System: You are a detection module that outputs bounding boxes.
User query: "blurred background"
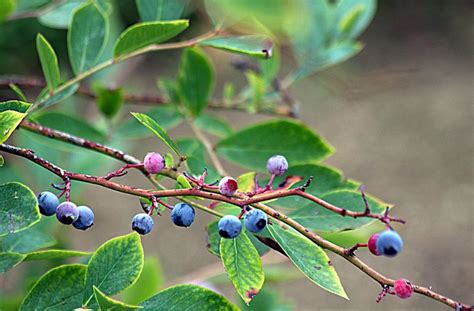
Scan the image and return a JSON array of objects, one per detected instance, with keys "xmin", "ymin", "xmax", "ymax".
[{"xmin": 0, "ymin": 1, "xmax": 473, "ymax": 310}]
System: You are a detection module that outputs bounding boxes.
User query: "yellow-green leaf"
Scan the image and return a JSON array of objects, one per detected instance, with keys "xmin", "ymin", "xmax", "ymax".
[{"xmin": 94, "ymin": 286, "xmax": 142, "ymax": 310}]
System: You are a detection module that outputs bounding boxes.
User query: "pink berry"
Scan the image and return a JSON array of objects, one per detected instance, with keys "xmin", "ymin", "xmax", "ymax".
[
  {"xmin": 219, "ymin": 177, "xmax": 238, "ymax": 196},
  {"xmin": 143, "ymin": 152, "xmax": 165, "ymax": 174},
  {"xmin": 394, "ymin": 278, "xmax": 413, "ymax": 299},
  {"xmin": 368, "ymin": 233, "xmax": 381, "ymax": 256}
]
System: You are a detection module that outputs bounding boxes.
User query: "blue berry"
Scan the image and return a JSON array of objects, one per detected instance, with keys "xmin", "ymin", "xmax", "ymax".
[
  {"xmin": 376, "ymin": 229, "xmax": 403, "ymax": 257},
  {"xmin": 132, "ymin": 213, "xmax": 154, "ymax": 235},
  {"xmin": 218, "ymin": 215, "xmax": 242, "ymax": 239},
  {"xmin": 37, "ymin": 191, "xmax": 59, "ymax": 216},
  {"xmin": 266, "ymin": 155, "xmax": 288, "ymax": 176},
  {"xmin": 56, "ymin": 202, "xmax": 79, "ymax": 225},
  {"xmin": 72, "ymin": 206, "xmax": 95, "ymax": 230},
  {"xmin": 171, "ymin": 203, "xmax": 195, "ymax": 227},
  {"xmin": 244, "ymin": 209, "xmax": 268, "ymax": 233}
]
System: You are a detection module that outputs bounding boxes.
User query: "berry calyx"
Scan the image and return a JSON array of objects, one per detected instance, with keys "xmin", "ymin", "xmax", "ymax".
[
  {"xmin": 218, "ymin": 215, "xmax": 242, "ymax": 239},
  {"xmin": 393, "ymin": 279, "xmax": 413, "ymax": 299},
  {"xmin": 376, "ymin": 229, "xmax": 403, "ymax": 257},
  {"xmin": 218, "ymin": 177, "xmax": 238, "ymax": 196},
  {"xmin": 266, "ymin": 155, "xmax": 288, "ymax": 176},
  {"xmin": 171, "ymin": 203, "xmax": 195, "ymax": 227},
  {"xmin": 132, "ymin": 213, "xmax": 154, "ymax": 235},
  {"xmin": 368, "ymin": 233, "xmax": 381, "ymax": 256},
  {"xmin": 244, "ymin": 209, "xmax": 268, "ymax": 233},
  {"xmin": 37, "ymin": 191, "xmax": 60, "ymax": 216},
  {"xmin": 56, "ymin": 202, "xmax": 79, "ymax": 225},
  {"xmin": 72, "ymin": 206, "xmax": 95, "ymax": 230},
  {"xmin": 143, "ymin": 152, "xmax": 165, "ymax": 174}
]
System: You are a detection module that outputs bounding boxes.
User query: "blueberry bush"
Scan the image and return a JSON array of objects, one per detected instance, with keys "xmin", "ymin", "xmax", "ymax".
[{"xmin": 0, "ymin": 0, "xmax": 471, "ymax": 310}]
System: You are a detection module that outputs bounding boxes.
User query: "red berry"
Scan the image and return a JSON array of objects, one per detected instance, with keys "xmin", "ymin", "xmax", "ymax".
[
  {"xmin": 368, "ymin": 233, "xmax": 381, "ymax": 256},
  {"xmin": 394, "ymin": 278, "xmax": 413, "ymax": 299},
  {"xmin": 218, "ymin": 177, "xmax": 238, "ymax": 196},
  {"xmin": 144, "ymin": 152, "xmax": 165, "ymax": 174}
]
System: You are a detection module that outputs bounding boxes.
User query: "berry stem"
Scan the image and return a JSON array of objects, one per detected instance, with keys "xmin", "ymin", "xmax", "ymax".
[
  {"xmin": 345, "ymin": 243, "xmax": 368, "ymax": 256},
  {"xmin": 103, "ymin": 163, "xmax": 144, "ymax": 180}
]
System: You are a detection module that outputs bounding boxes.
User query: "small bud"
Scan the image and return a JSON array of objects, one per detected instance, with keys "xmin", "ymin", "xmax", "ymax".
[
  {"xmin": 394, "ymin": 279, "xmax": 413, "ymax": 299},
  {"xmin": 144, "ymin": 152, "xmax": 165, "ymax": 174},
  {"xmin": 218, "ymin": 177, "xmax": 238, "ymax": 196}
]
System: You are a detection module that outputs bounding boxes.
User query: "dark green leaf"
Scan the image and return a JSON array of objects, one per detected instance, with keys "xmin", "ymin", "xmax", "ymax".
[
  {"xmin": 220, "ymin": 232, "xmax": 264, "ymax": 304},
  {"xmin": 177, "ymin": 48, "xmax": 215, "ymax": 117},
  {"xmin": 176, "ymin": 138, "xmax": 220, "ymax": 181},
  {"xmin": 35, "ymin": 83, "xmax": 79, "ymax": 110},
  {"xmin": 141, "ymin": 284, "xmax": 239, "ymax": 310},
  {"xmin": 36, "ymin": 34, "xmax": 61, "ymax": 91},
  {"xmin": 216, "ymin": 119, "xmax": 334, "ymax": 171},
  {"xmin": 68, "ymin": 2, "xmax": 109, "ymax": 74},
  {"xmin": 0, "ymin": 100, "xmax": 31, "ymax": 113},
  {"xmin": 0, "ymin": 0, "xmax": 16, "ymax": 22},
  {"xmin": 24, "ymin": 249, "xmax": 90, "ymax": 261},
  {"xmin": 131, "ymin": 112, "xmax": 182, "ymax": 157},
  {"xmin": 240, "ymin": 287, "xmax": 294, "ymax": 311},
  {"xmin": 8, "ymin": 84, "xmax": 27, "ymax": 101},
  {"xmin": 200, "ymin": 35, "xmax": 273, "ymax": 59},
  {"xmin": 194, "ymin": 114, "xmax": 233, "ymax": 138},
  {"xmin": 136, "ymin": 0, "xmax": 188, "ymax": 21},
  {"xmin": 0, "ymin": 182, "xmax": 40, "ymax": 236},
  {"xmin": 38, "ymin": 0, "xmax": 84, "ymax": 29},
  {"xmin": 20, "ymin": 264, "xmax": 86, "ymax": 310},
  {"xmin": 267, "ymin": 224, "xmax": 347, "ymax": 298},
  {"xmin": 83, "ymin": 233, "xmax": 144, "ymax": 306},
  {"xmin": 0, "ymin": 220, "xmax": 56, "ymax": 253},
  {"xmin": 114, "ymin": 20, "xmax": 189, "ymax": 57},
  {"xmin": 122, "ymin": 257, "xmax": 164, "ymax": 305},
  {"xmin": 94, "ymin": 286, "xmax": 142, "ymax": 310},
  {"xmin": 0, "ymin": 252, "xmax": 25, "ymax": 273},
  {"xmin": 93, "ymin": 84, "xmax": 124, "ymax": 118}
]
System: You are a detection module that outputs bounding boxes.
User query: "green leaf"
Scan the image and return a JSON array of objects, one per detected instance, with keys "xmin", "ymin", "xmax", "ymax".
[
  {"xmin": 289, "ymin": 190, "xmax": 387, "ymax": 232},
  {"xmin": 116, "ymin": 106, "xmax": 183, "ymax": 139},
  {"xmin": 0, "ymin": 108, "xmax": 28, "ymax": 144},
  {"xmin": 200, "ymin": 35, "xmax": 273, "ymax": 59},
  {"xmin": 0, "ymin": 0, "xmax": 16, "ymax": 22},
  {"xmin": 113, "ymin": 20, "xmax": 189, "ymax": 57},
  {"xmin": 68, "ymin": 2, "xmax": 109, "ymax": 74},
  {"xmin": 177, "ymin": 48, "xmax": 215, "ymax": 117},
  {"xmin": 237, "ymin": 172, "xmax": 256, "ymax": 193},
  {"xmin": 0, "ymin": 182, "xmax": 40, "ymax": 237},
  {"xmin": 220, "ymin": 232, "xmax": 264, "ymax": 304},
  {"xmin": 141, "ymin": 284, "xmax": 239, "ymax": 310},
  {"xmin": 36, "ymin": 83, "xmax": 79, "ymax": 110},
  {"xmin": 164, "ymin": 153, "xmax": 174, "ymax": 168},
  {"xmin": 131, "ymin": 112, "xmax": 182, "ymax": 157},
  {"xmin": 334, "ymin": 0, "xmax": 376, "ymax": 40},
  {"xmin": 83, "ymin": 233, "xmax": 144, "ymax": 306},
  {"xmin": 216, "ymin": 119, "xmax": 334, "ymax": 171},
  {"xmin": 0, "ymin": 100, "xmax": 31, "ymax": 113},
  {"xmin": 0, "ymin": 252, "xmax": 25, "ymax": 273},
  {"xmin": 122, "ymin": 257, "xmax": 164, "ymax": 305},
  {"xmin": 20, "ymin": 264, "xmax": 87, "ymax": 310},
  {"xmin": 24, "ymin": 249, "xmax": 90, "ymax": 261},
  {"xmin": 176, "ymin": 138, "xmax": 220, "ymax": 181},
  {"xmin": 0, "ymin": 219, "xmax": 56, "ymax": 253},
  {"xmin": 8, "ymin": 84, "xmax": 27, "ymax": 101},
  {"xmin": 93, "ymin": 84, "xmax": 124, "ymax": 118},
  {"xmin": 36, "ymin": 34, "xmax": 61, "ymax": 91},
  {"xmin": 260, "ymin": 44, "xmax": 280, "ymax": 81},
  {"xmin": 194, "ymin": 114, "xmax": 233, "ymax": 138},
  {"xmin": 136, "ymin": 0, "xmax": 188, "ymax": 21},
  {"xmin": 267, "ymin": 224, "xmax": 347, "ymax": 299},
  {"xmin": 240, "ymin": 287, "xmax": 294, "ymax": 311},
  {"xmin": 0, "ymin": 155, "xmax": 3, "ymax": 167},
  {"xmin": 94, "ymin": 286, "xmax": 142, "ymax": 310},
  {"xmin": 38, "ymin": 0, "xmax": 84, "ymax": 29}
]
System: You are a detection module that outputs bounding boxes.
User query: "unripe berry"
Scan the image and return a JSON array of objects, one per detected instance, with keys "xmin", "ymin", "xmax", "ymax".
[
  {"xmin": 394, "ymin": 279, "xmax": 413, "ymax": 299},
  {"xmin": 143, "ymin": 152, "xmax": 165, "ymax": 174},
  {"xmin": 368, "ymin": 233, "xmax": 381, "ymax": 256},
  {"xmin": 218, "ymin": 215, "xmax": 242, "ymax": 239},
  {"xmin": 171, "ymin": 203, "xmax": 195, "ymax": 227},
  {"xmin": 72, "ymin": 206, "xmax": 95, "ymax": 230},
  {"xmin": 218, "ymin": 177, "xmax": 238, "ymax": 196},
  {"xmin": 376, "ymin": 229, "xmax": 403, "ymax": 257},
  {"xmin": 56, "ymin": 202, "xmax": 79, "ymax": 225},
  {"xmin": 244, "ymin": 209, "xmax": 268, "ymax": 233},
  {"xmin": 266, "ymin": 155, "xmax": 288, "ymax": 176},
  {"xmin": 37, "ymin": 191, "xmax": 59, "ymax": 216},
  {"xmin": 132, "ymin": 213, "xmax": 154, "ymax": 235}
]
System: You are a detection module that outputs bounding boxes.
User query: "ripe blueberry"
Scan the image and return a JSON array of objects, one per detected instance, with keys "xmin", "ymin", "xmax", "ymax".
[
  {"xmin": 171, "ymin": 203, "xmax": 195, "ymax": 227},
  {"xmin": 244, "ymin": 209, "xmax": 267, "ymax": 233},
  {"xmin": 266, "ymin": 155, "xmax": 288, "ymax": 176},
  {"xmin": 37, "ymin": 191, "xmax": 59, "ymax": 216},
  {"xmin": 393, "ymin": 279, "xmax": 413, "ymax": 299},
  {"xmin": 72, "ymin": 206, "xmax": 95, "ymax": 230},
  {"xmin": 368, "ymin": 233, "xmax": 381, "ymax": 256},
  {"xmin": 132, "ymin": 213, "xmax": 154, "ymax": 235},
  {"xmin": 143, "ymin": 152, "xmax": 165, "ymax": 174},
  {"xmin": 376, "ymin": 229, "xmax": 403, "ymax": 257},
  {"xmin": 218, "ymin": 215, "xmax": 242, "ymax": 239},
  {"xmin": 218, "ymin": 177, "xmax": 238, "ymax": 196},
  {"xmin": 56, "ymin": 202, "xmax": 79, "ymax": 225}
]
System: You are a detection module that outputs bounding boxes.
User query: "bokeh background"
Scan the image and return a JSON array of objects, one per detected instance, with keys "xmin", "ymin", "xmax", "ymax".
[{"xmin": 0, "ymin": 1, "xmax": 472, "ymax": 310}]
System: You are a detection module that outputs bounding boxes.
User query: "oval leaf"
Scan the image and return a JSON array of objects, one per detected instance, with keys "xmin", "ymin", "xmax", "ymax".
[
  {"xmin": 141, "ymin": 284, "xmax": 239, "ymax": 310},
  {"xmin": 0, "ymin": 219, "xmax": 56, "ymax": 253},
  {"xmin": 114, "ymin": 20, "xmax": 189, "ymax": 57},
  {"xmin": 200, "ymin": 35, "xmax": 273, "ymax": 59},
  {"xmin": 194, "ymin": 114, "xmax": 233, "ymax": 138},
  {"xmin": 82, "ymin": 233, "xmax": 144, "ymax": 306},
  {"xmin": 0, "ymin": 110, "xmax": 27, "ymax": 144},
  {"xmin": 24, "ymin": 249, "xmax": 90, "ymax": 261},
  {"xmin": 136, "ymin": 0, "xmax": 188, "ymax": 22},
  {"xmin": 267, "ymin": 224, "xmax": 347, "ymax": 299},
  {"xmin": 216, "ymin": 119, "xmax": 334, "ymax": 171},
  {"xmin": 220, "ymin": 232, "xmax": 265, "ymax": 304},
  {"xmin": 0, "ymin": 252, "xmax": 25, "ymax": 273},
  {"xmin": 20, "ymin": 264, "xmax": 87, "ymax": 310},
  {"xmin": 93, "ymin": 286, "xmax": 142, "ymax": 310},
  {"xmin": 36, "ymin": 34, "xmax": 61, "ymax": 91},
  {"xmin": 122, "ymin": 257, "xmax": 164, "ymax": 305},
  {"xmin": 38, "ymin": 0, "xmax": 85, "ymax": 29}
]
